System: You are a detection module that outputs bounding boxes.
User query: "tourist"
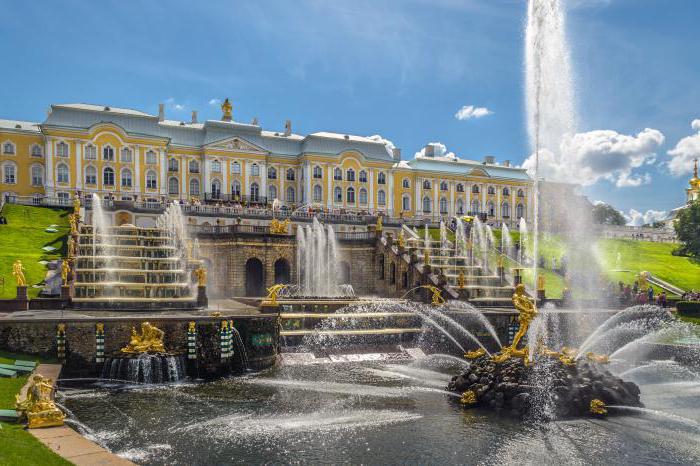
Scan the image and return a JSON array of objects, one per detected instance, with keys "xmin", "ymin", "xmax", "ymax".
[
  {"xmin": 647, "ymin": 287, "xmax": 654, "ymax": 303},
  {"xmin": 659, "ymin": 291, "xmax": 667, "ymax": 308}
]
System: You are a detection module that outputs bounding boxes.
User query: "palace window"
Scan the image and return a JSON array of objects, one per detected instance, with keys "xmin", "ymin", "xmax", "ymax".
[
  {"xmin": 268, "ymin": 185, "xmax": 277, "ymax": 200},
  {"xmin": 121, "ymin": 168, "xmax": 132, "ymax": 188},
  {"xmin": 503, "ymin": 187, "xmax": 510, "ymax": 196},
  {"xmin": 402, "ymin": 178, "xmax": 410, "ymax": 189},
  {"xmin": 189, "ymin": 160, "xmax": 200, "ymax": 173},
  {"xmin": 422, "ymin": 196, "xmax": 431, "ymax": 213},
  {"xmin": 103, "ymin": 167, "xmax": 114, "ymax": 186},
  {"xmin": 377, "ymin": 172, "xmax": 386, "ymax": 184},
  {"xmin": 189, "ymin": 178, "xmax": 200, "ymax": 196},
  {"xmin": 211, "ymin": 160, "xmax": 221, "ymax": 173},
  {"xmin": 313, "ymin": 185, "xmax": 322, "ymax": 203},
  {"xmin": 359, "ymin": 188, "xmax": 368, "ymax": 205},
  {"xmin": 231, "ymin": 181, "xmax": 241, "ymax": 197},
  {"xmin": 232, "ymin": 162, "xmax": 241, "ymax": 174},
  {"xmin": 168, "ymin": 158, "xmax": 179, "ymax": 172},
  {"xmin": 359, "ymin": 170, "xmax": 367, "ymax": 183},
  {"xmin": 102, "ymin": 145, "xmax": 114, "ymax": 161},
  {"xmin": 440, "ymin": 197, "xmax": 448, "ymax": 214},
  {"xmin": 313, "ymin": 166, "xmax": 323, "ymax": 179},
  {"xmin": 516, "ymin": 203, "xmax": 525, "ymax": 219},
  {"xmin": 346, "ymin": 169, "xmax": 355, "ymax": 182},
  {"xmin": 501, "ymin": 202, "xmax": 510, "ymax": 218},
  {"xmin": 145, "ymin": 150, "xmax": 157, "ymax": 164},
  {"xmin": 334, "ymin": 167, "xmax": 342, "ymax": 181},
  {"xmin": 346, "ymin": 186, "xmax": 355, "ymax": 204},
  {"xmin": 268, "ymin": 167, "xmax": 277, "ymax": 179},
  {"xmin": 517, "ymin": 189, "xmax": 524, "ymax": 198},
  {"xmin": 423, "ymin": 180, "xmax": 431, "ymax": 190},
  {"xmin": 472, "ymin": 185, "xmax": 480, "ymax": 194},
  {"xmin": 440, "ymin": 181, "xmax": 448, "ymax": 191},
  {"xmin": 456, "ymin": 183, "xmax": 464, "ymax": 193},
  {"xmin": 31, "ymin": 165, "xmax": 43, "ymax": 186},
  {"xmin": 487, "ymin": 201, "xmax": 495, "ymax": 217},
  {"xmin": 146, "ymin": 170, "xmax": 157, "ymax": 189},
  {"xmin": 57, "ymin": 141, "xmax": 71, "ymax": 158},
  {"xmin": 85, "ymin": 166, "xmax": 97, "ymax": 185},
  {"xmin": 286, "ymin": 169, "xmax": 295, "ymax": 181},
  {"xmin": 31, "ymin": 144, "xmax": 43, "ymax": 157},
  {"xmin": 57, "ymin": 192, "xmax": 70, "ymax": 203},
  {"xmin": 168, "ymin": 177, "xmax": 179, "ymax": 195},
  {"xmin": 250, "ymin": 182, "xmax": 260, "ymax": 201},
  {"xmin": 378, "ymin": 189, "xmax": 386, "ymax": 206},
  {"xmin": 84, "ymin": 145, "xmax": 97, "ymax": 160},
  {"xmin": 56, "ymin": 163, "xmax": 69, "ymax": 184},
  {"xmin": 212, "ymin": 180, "xmax": 222, "ymax": 198},
  {"xmin": 487, "ymin": 186, "xmax": 495, "ymax": 195},
  {"xmin": 471, "ymin": 199, "xmax": 480, "ymax": 214},
  {"xmin": 120, "ymin": 147, "xmax": 133, "ymax": 163},
  {"xmin": 251, "ymin": 164, "xmax": 260, "ymax": 176},
  {"xmin": 2, "ymin": 142, "xmax": 15, "ymax": 155},
  {"xmin": 457, "ymin": 199, "xmax": 464, "ymax": 214},
  {"xmin": 286, "ymin": 186, "xmax": 295, "ymax": 203},
  {"xmin": 402, "ymin": 195, "xmax": 410, "ymax": 211},
  {"xmin": 3, "ymin": 162, "xmax": 16, "ymax": 184},
  {"xmin": 334, "ymin": 186, "xmax": 342, "ymax": 203}
]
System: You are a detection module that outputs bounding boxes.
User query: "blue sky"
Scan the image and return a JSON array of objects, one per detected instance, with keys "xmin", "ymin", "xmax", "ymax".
[{"xmin": 1, "ymin": 0, "xmax": 698, "ymax": 222}]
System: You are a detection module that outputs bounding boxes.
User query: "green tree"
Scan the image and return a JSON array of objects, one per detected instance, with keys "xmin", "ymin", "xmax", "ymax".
[
  {"xmin": 674, "ymin": 201, "xmax": 700, "ymax": 257},
  {"xmin": 591, "ymin": 203, "xmax": 626, "ymax": 226}
]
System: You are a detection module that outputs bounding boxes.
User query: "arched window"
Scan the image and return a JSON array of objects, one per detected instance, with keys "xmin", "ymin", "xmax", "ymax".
[
  {"xmin": 146, "ymin": 170, "xmax": 157, "ymax": 189},
  {"xmin": 31, "ymin": 144, "xmax": 43, "ymax": 157},
  {"xmin": 102, "ymin": 145, "xmax": 113, "ymax": 161},
  {"xmin": 359, "ymin": 188, "xmax": 367, "ymax": 205},
  {"xmin": 334, "ymin": 167, "xmax": 342, "ymax": 181},
  {"xmin": 402, "ymin": 178, "xmax": 410, "ymax": 189},
  {"xmin": 121, "ymin": 168, "xmax": 132, "ymax": 187},
  {"xmin": 487, "ymin": 186, "xmax": 495, "ymax": 195},
  {"xmin": 487, "ymin": 201, "xmax": 495, "ymax": 217},
  {"xmin": 211, "ymin": 179, "xmax": 221, "ymax": 198},
  {"xmin": 471, "ymin": 199, "xmax": 480, "ymax": 214},
  {"xmin": 168, "ymin": 177, "xmax": 179, "ymax": 195},
  {"xmin": 346, "ymin": 168, "xmax": 355, "ymax": 182},
  {"xmin": 503, "ymin": 187, "xmax": 510, "ymax": 196},
  {"xmin": 440, "ymin": 197, "xmax": 448, "ymax": 214},
  {"xmin": 3, "ymin": 162, "xmax": 16, "ymax": 184},
  {"xmin": 103, "ymin": 167, "xmax": 114, "ymax": 186},
  {"xmin": 56, "ymin": 163, "xmax": 70, "ymax": 184},
  {"xmin": 251, "ymin": 163, "xmax": 260, "ymax": 176},
  {"xmin": 211, "ymin": 160, "xmax": 221, "ymax": 173},
  {"xmin": 57, "ymin": 141, "xmax": 69, "ymax": 157},
  {"xmin": 231, "ymin": 181, "xmax": 241, "ymax": 197},
  {"xmin": 456, "ymin": 183, "xmax": 464, "ymax": 193},
  {"xmin": 168, "ymin": 158, "xmax": 179, "ymax": 172},
  {"xmin": 516, "ymin": 203, "xmax": 525, "ymax": 219},
  {"xmin": 359, "ymin": 170, "xmax": 367, "ymax": 183},
  {"xmin": 189, "ymin": 160, "xmax": 200, "ymax": 173},
  {"xmin": 313, "ymin": 166, "xmax": 323, "ymax": 179},
  {"xmin": 286, "ymin": 169, "xmax": 295, "ymax": 181},
  {"xmin": 334, "ymin": 186, "xmax": 342, "ymax": 203},
  {"xmin": 268, "ymin": 185, "xmax": 277, "ymax": 200},
  {"xmin": 2, "ymin": 142, "xmax": 15, "ymax": 155},
  {"xmin": 84, "ymin": 144, "xmax": 97, "ymax": 160},
  {"xmin": 422, "ymin": 196, "xmax": 431, "ymax": 213},
  {"xmin": 377, "ymin": 172, "xmax": 386, "ymax": 184},
  {"xmin": 250, "ymin": 182, "xmax": 260, "ymax": 201},
  {"xmin": 85, "ymin": 166, "xmax": 97, "ymax": 185},
  {"xmin": 268, "ymin": 167, "xmax": 277, "ymax": 179},
  {"xmin": 313, "ymin": 184, "xmax": 323, "ymax": 203},
  {"xmin": 423, "ymin": 180, "xmax": 431, "ymax": 190},
  {"xmin": 189, "ymin": 178, "xmax": 200, "ymax": 196},
  {"xmin": 120, "ymin": 147, "xmax": 132, "ymax": 163},
  {"xmin": 346, "ymin": 186, "xmax": 355, "ymax": 203},
  {"xmin": 440, "ymin": 181, "xmax": 448, "ymax": 191},
  {"xmin": 286, "ymin": 186, "xmax": 295, "ymax": 202},
  {"xmin": 232, "ymin": 161, "xmax": 241, "ymax": 174},
  {"xmin": 457, "ymin": 199, "xmax": 464, "ymax": 214},
  {"xmin": 402, "ymin": 195, "xmax": 410, "ymax": 211},
  {"xmin": 501, "ymin": 202, "xmax": 510, "ymax": 218},
  {"xmin": 472, "ymin": 185, "xmax": 480, "ymax": 194},
  {"xmin": 517, "ymin": 189, "xmax": 524, "ymax": 198},
  {"xmin": 378, "ymin": 189, "xmax": 386, "ymax": 206},
  {"xmin": 145, "ymin": 150, "xmax": 157, "ymax": 164},
  {"xmin": 31, "ymin": 165, "xmax": 43, "ymax": 186}
]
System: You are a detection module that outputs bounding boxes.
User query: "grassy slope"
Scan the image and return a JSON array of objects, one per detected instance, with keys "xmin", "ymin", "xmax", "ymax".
[
  {"xmin": 0, "ymin": 204, "xmax": 70, "ymax": 299},
  {"xmin": 0, "ymin": 352, "xmax": 70, "ymax": 466}
]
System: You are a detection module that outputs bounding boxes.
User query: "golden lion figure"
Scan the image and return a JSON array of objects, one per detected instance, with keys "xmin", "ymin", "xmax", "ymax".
[
  {"xmin": 121, "ymin": 322, "xmax": 166, "ymax": 353},
  {"xmin": 12, "ymin": 259, "xmax": 26, "ymax": 286},
  {"xmin": 15, "ymin": 374, "xmax": 65, "ymax": 429}
]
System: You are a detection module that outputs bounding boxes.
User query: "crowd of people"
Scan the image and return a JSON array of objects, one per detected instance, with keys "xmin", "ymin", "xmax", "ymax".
[
  {"xmin": 680, "ymin": 290, "xmax": 700, "ymax": 301},
  {"xmin": 612, "ymin": 281, "xmax": 668, "ymax": 307}
]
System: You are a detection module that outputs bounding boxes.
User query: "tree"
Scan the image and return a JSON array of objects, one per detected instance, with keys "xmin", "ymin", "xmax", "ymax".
[
  {"xmin": 591, "ymin": 203, "xmax": 626, "ymax": 226},
  {"xmin": 674, "ymin": 201, "xmax": 700, "ymax": 257}
]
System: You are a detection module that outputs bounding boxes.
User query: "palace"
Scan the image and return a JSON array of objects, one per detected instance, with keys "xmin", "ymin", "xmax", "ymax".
[{"xmin": 0, "ymin": 99, "xmax": 532, "ymax": 224}]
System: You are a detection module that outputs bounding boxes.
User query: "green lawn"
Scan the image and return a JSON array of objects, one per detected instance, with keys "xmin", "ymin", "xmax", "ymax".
[
  {"xmin": 0, "ymin": 204, "xmax": 70, "ymax": 299},
  {"xmin": 0, "ymin": 352, "xmax": 70, "ymax": 466}
]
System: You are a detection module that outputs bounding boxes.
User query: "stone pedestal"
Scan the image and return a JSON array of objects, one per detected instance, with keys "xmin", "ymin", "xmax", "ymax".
[
  {"xmin": 60, "ymin": 285, "xmax": 71, "ymax": 300},
  {"xmin": 16, "ymin": 286, "xmax": 28, "ymax": 301},
  {"xmin": 197, "ymin": 285, "xmax": 208, "ymax": 308},
  {"xmin": 537, "ymin": 289, "xmax": 546, "ymax": 300}
]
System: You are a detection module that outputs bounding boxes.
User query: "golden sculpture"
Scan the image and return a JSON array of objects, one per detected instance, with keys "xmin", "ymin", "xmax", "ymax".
[
  {"xmin": 457, "ymin": 271, "xmax": 465, "ymax": 289},
  {"xmin": 537, "ymin": 274, "xmax": 545, "ymax": 291},
  {"xmin": 67, "ymin": 237, "xmax": 76, "ymax": 258},
  {"xmin": 12, "ymin": 259, "xmax": 26, "ymax": 286},
  {"xmin": 68, "ymin": 213, "xmax": 78, "ymax": 235},
  {"xmin": 586, "ymin": 352, "xmax": 610, "ymax": 364},
  {"xmin": 397, "ymin": 230, "xmax": 405, "ymax": 249},
  {"xmin": 73, "ymin": 194, "xmax": 81, "ymax": 215},
  {"xmin": 96, "ymin": 323, "xmax": 104, "ymax": 333},
  {"xmin": 464, "ymin": 348, "xmax": 486, "ymax": 359},
  {"xmin": 270, "ymin": 218, "xmax": 290, "ymax": 234},
  {"xmin": 589, "ymin": 399, "xmax": 607, "ymax": 415},
  {"xmin": 376, "ymin": 215, "xmax": 383, "ymax": 232},
  {"xmin": 120, "ymin": 322, "xmax": 166, "ymax": 353},
  {"xmin": 265, "ymin": 284, "xmax": 287, "ymax": 306},
  {"xmin": 188, "ymin": 321, "xmax": 196, "ymax": 332},
  {"xmin": 492, "ymin": 284, "xmax": 537, "ymax": 364},
  {"xmin": 423, "ymin": 285, "xmax": 444, "ymax": 305},
  {"xmin": 498, "ymin": 254, "xmax": 505, "ymax": 269},
  {"xmin": 15, "ymin": 374, "xmax": 65, "ymax": 429},
  {"xmin": 460, "ymin": 390, "xmax": 477, "ymax": 405},
  {"xmin": 60, "ymin": 260, "xmax": 70, "ymax": 283},
  {"xmin": 194, "ymin": 265, "xmax": 207, "ymax": 286},
  {"xmin": 211, "ymin": 311, "xmax": 223, "ymax": 317},
  {"xmin": 221, "ymin": 98, "xmax": 233, "ymax": 121}
]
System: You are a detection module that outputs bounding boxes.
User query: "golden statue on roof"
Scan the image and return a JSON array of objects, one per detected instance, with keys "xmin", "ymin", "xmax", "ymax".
[{"xmin": 221, "ymin": 98, "xmax": 233, "ymax": 121}]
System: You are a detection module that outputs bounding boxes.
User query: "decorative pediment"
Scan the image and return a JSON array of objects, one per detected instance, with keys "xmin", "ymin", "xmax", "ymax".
[
  {"xmin": 468, "ymin": 168, "xmax": 489, "ymax": 177},
  {"xmin": 206, "ymin": 137, "xmax": 267, "ymax": 154}
]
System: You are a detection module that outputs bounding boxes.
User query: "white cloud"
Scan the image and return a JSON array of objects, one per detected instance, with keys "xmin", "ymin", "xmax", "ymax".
[
  {"xmin": 208, "ymin": 98, "xmax": 221, "ymax": 106},
  {"xmin": 415, "ymin": 142, "xmax": 456, "ymax": 160},
  {"xmin": 623, "ymin": 209, "xmax": 668, "ymax": 227},
  {"xmin": 454, "ymin": 105, "xmax": 493, "ymax": 120},
  {"xmin": 173, "ymin": 104, "xmax": 185, "ymax": 111},
  {"xmin": 165, "ymin": 97, "xmax": 186, "ymax": 112},
  {"xmin": 522, "ymin": 128, "xmax": 664, "ymax": 187},
  {"xmin": 366, "ymin": 134, "xmax": 396, "ymax": 151},
  {"xmin": 667, "ymin": 119, "xmax": 700, "ymax": 176}
]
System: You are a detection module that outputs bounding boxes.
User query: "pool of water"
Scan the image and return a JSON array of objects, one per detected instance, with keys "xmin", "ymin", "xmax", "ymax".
[{"xmin": 59, "ymin": 357, "xmax": 700, "ymax": 465}]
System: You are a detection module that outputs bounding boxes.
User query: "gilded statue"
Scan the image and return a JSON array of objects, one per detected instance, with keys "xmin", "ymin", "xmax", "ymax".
[
  {"xmin": 423, "ymin": 285, "xmax": 444, "ymax": 306},
  {"xmin": 188, "ymin": 321, "xmax": 196, "ymax": 332},
  {"xmin": 15, "ymin": 374, "xmax": 65, "ymax": 429},
  {"xmin": 464, "ymin": 348, "xmax": 486, "ymax": 359},
  {"xmin": 60, "ymin": 260, "xmax": 70, "ymax": 283},
  {"xmin": 121, "ymin": 322, "xmax": 166, "ymax": 353},
  {"xmin": 12, "ymin": 259, "xmax": 26, "ymax": 286},
  {"xmin": 194, "ymin": 265, "xmax": 207, "ymax": 286},
  {"xmin": 460, "ymin": 390, "xmax": 477, "ymax": 405},
  {"xmin": 457, "ymin": 271, "xmax": 465, "ymax": 289},
  {"xmin": 67, "ymin": 237, "xmax": 76, "ymax": 258},
  {"xmin": 73, "ymin": 194, "xmax": 81, "ymax": 215},
  {"xmin": 221, "ymin": 98, "xmax": 233, "ymax": 120},
  {"xmin": 589, "ymin": 399, "xmax": 607, "ymax": 415},
  {"xmin": 537, "ymin": 274, "xmax": 545, "ymax": 291},
  {"xmin": 270, "ymin": 218, "xmax": 290, "ymax": 234},
  {"xmin": 376, "ymin": 215, "xmax": 383, "ymax": 232},
  {"xmin": 96, "ymin": 323, "xmax": 104, "ymax": 334},
  {"xmin": 265, "ymin": 284, "xmax": 287, "ymax": 306},
  {"xmin": 492, "ymin": 284, "xmax": 537, "ymax": 363},
  {"xmin": 397, "ymin": 230, "xmax": 405, "ymax": 249},
  {"xmin": 68, "ymin": 213, "xmax": 78, "ymax": 235}
]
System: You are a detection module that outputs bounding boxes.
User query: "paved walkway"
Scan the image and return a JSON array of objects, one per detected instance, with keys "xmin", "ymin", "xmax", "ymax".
[{"xmin": 22, "ymin": 364, "xmax": 135, "ymax": 466}]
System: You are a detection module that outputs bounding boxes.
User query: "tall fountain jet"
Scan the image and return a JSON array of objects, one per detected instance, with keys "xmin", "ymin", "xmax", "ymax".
[{"xmin": 296, "ymin": 218, "xmax": 341, "ymax": 297}]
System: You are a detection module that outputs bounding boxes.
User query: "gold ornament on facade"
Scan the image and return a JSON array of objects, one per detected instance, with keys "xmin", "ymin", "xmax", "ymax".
[
  {"xmin": 12, "ymin": 259, "xmax": 26, "ymax": 286},
  {"xmin": 270, "ymin": 218, "xmax": 290, "ymax": 234},
  {"xmin": 188, "ymin": 321, "xmax": 196, "ymax": 332},
  {"xmin": 15, "ymin": 374, "xmax": 65, "ymax": 429},
  {"xmin": 96, "ymin": 323, "xmax": 104, "ymax": 333},
  {"xmin": 120, "ymin": 322, "xmax": 166, "ymax": 354},
  {"xmin": 589, "ymin": 399, "xmax": 607, "ymax": 415},
  {"xmin": 194, "ymin": 266, "xmax": 207, "ymax": 286}
]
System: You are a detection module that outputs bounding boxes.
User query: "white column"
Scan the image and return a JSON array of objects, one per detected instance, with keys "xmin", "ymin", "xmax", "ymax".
[
  {"xmin": 433, "ymin": 179, "xmax": 438, "ymax": 219},
  {"xmin": 386, "ymin": 172, "xmax": 394, "ymax": 216},
  {"xmin": 159, "ymin": 149, "xmax": 167, "ymax": 195},
  {"xmin": 222, "ymin": 160, "xmax": 228, "ymax": 195},
  {"xmin": 45, "ymin": 138, "xmax": 54, "ymax": 195},
  {"xmin": 280, "ymin": 165, "xmax": 286, "ymax": 204},
  {"xmin": 261, "ymin": 162, "xmax": 267, "ymax": 200},
  {"xmin": 134, "ymin": 146, "xmax": 141, "ymax": 194},
  {"xmin": 75, "ymin": 142, "xmax": 82, "ymax": 190},
  {"xmin": 415, "ymin": 177, "xmax": 420, "ymax": 216},
  {"xmin": 481, "ymin": 184, "xmax": 486, "ymax": 213},
  {"xmin": 304, "ymin": 161, "xmax": 311, "ymax": 205},
  {"xmin": 496, "ymin": 188, "xmax": 502, "ymax": 223},
  {"xmin": 203, "ymin": 157, "xmax": 210, "ymax": 196},
  {"xmin": 368, "ymin": 169, "xmax": 375, "ymax": 211},
  {"xmin": 181, "ymin": 157, "xmax": 188, "ymax": 198},
  {"xmin": 243, "ymin": 161, "xmax": 250, "ymax": 195},
  {"xmin": 326, "ymin": 165, "xmax": 332, "ymax": 208},
  {"xmin": 449, "ymin": 182, "xmax": 455, "ymax": 217}
]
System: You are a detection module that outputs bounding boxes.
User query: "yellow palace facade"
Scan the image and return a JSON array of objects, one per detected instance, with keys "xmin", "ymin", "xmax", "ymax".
[{"xmin": 0, "ymin": 100, "xmax": 532, "ymax": 225}]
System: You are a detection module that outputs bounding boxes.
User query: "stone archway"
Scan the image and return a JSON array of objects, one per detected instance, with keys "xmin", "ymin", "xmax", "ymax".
[
  {"xmin": 245, "ymin": 258, "xmax": 265, "ymax": 297},
  {"xmin": 274, "ymin": 258, "xmax": 291, "ymax": 284},
  {"xmin": 115, "ymin": 211, "xmax": 133, "ymax": 226}
]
